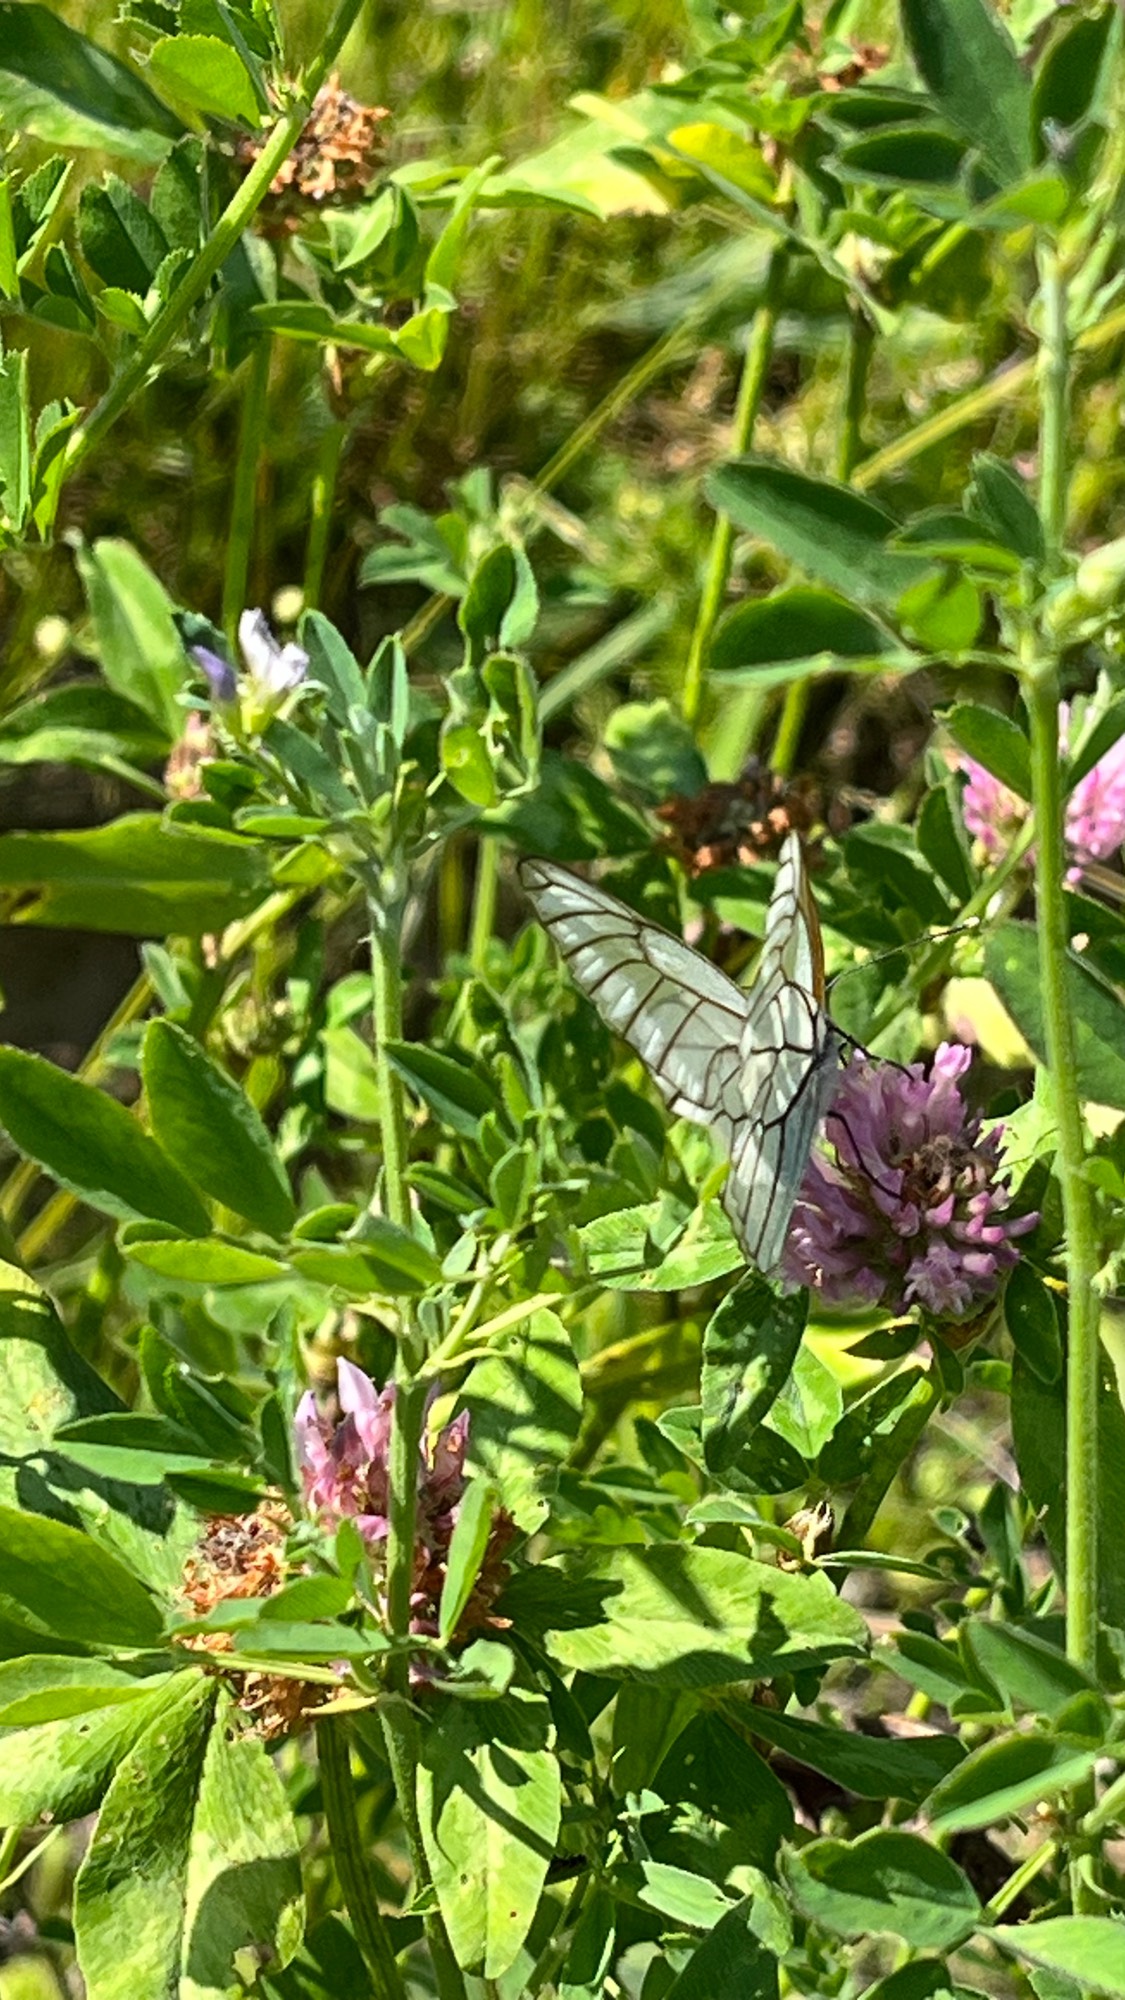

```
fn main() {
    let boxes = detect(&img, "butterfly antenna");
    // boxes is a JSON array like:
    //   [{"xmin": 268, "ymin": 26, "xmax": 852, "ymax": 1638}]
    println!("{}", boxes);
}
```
[
  {"xmin": 834, "ymin": 1022, "xmax": 912, "ymax": 1079},
  {"xmin": 827, "ymin": 917, "xmax": 981, "ymax": 994},
  {"xmin": 825, "ymin": 1104, "xmax": 902, "ymax": 1203}
]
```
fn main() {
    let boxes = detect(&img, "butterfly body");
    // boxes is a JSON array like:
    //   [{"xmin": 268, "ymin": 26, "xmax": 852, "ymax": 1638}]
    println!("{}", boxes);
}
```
[{"xmin": 519, "ymin": 832, "xmax": 840, "ymax": 1276}]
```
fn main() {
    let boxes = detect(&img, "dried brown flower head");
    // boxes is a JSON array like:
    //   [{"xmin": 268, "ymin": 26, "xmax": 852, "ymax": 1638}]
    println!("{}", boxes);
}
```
[
  {"xmin": 178, "ymin": 1503, "xmax": 324, "ymax": 1740},
  {"xmin": 656, "ymin": 761, "xmax": 828, "ymax": 877},
  {"xmin": 163, "ymin": 710, "xmax": 216, "ymax": 801},
  {"xmin": 237, "ymin": 74, "xmax": 389, "ymax": 236}
]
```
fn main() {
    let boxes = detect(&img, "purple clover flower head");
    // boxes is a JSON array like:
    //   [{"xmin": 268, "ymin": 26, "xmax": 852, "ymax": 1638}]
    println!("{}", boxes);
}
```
[
  {"xmin": 783, "ymin": 1043, "xmax": 1037, "ymax": 1320},
  {"xmin": 958, "ymin": 704, "xmax": 1125, "ymax": 884},
  {"xmin": 294, "ymin": 1361, "xmax": 513, "ymax": 1645},
  {"xmin": 189, "ymin": 643, "xmax": 238, "ymax": 705},
  {"xmin": 238, "ymin": 608, "xmax": 309, "ymax": 697}
]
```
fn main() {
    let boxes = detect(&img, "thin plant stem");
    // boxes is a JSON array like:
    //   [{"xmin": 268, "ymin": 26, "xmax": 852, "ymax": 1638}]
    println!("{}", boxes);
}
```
[
  {"xmin": 222, "ymin": 335, "xmax": 273, "ymax": 646},
  {"xmin": 366, "ymin": 880, "xmax": 466, "ymax": 1998},
  {"xmin": 304, "ymin": 418, "xmax": 348, "ymax": 612},
  {"xmin": 1027, "ymin": 664, "xmax": 1101, "ymax": 1867},
  {"xmin": 316, "ymin": 1717, "xmax": 409, "ymax": 2000},
  {"xmin": 468, "ymin": 838, "xmax": 500, "ymax": 976},
  {"xmin": 61, "ymin": 0, "xmax": 366, "ymax": 484},
  {"xmin": 1026, "ymin": 248, "xmax": 1100, "ymax": 1917},
  {"xmin": 682, "ymin": 247, "xmax": 788, "ymax": 728},
  {"xmin": 982, "ymin": 1838, "xmax": 1060, "ymax": 1922},
  {"xmin": 773, "ymin": 307, "xmax": 873, "ymax": 776}
]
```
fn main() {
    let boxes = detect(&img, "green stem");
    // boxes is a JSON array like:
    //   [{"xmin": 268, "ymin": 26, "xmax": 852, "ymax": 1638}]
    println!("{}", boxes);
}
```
[
  {"xmin": 304, "ymin": 418, "xmax": 347, "ymax": 612},
  {"xmin": 1027, "ymin": 664, "xmax": 1101, "ymax": 1678},
  {"xmin": 982, "ymin": 1838, "xmax": 1059, "ymax": 1922},
  {"xmin": 468, "ymin": 839, "xmax": 499, "ymax": 976},
  {"xmin": 1038, "ymin": 248, "xmax": 1070, "ymax": 570},
  {"xmin": 773, "ymin": 307, "xmax": 873, "ymax": 776},
  {"xmin": 316, "ymin": 1718, "xmax": 408, "ymax": 2000},
  {"xmin": 366, "ymin": 883, "xmax": 465, "ymax": 1997},
  {"xmin": 61, "ymin": 0, "xmax": 366, "ymax": 483},
  {"xmin": 222, "ymin": 336, "xmax": 272, "ymax": 646},
  {"xmin": 682, "ymin": 247, "xmax": 788, "ymax": 728}
]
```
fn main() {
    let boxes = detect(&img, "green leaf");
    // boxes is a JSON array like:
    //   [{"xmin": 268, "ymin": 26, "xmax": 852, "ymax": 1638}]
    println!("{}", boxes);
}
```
[
  {"xmin": 508, "ymin": 1544, "xmax": 866, "ymax": 1685},
  {"xmin": 925, "ymin": 1730, "xmax": 1101, "ymax": 1835},
  {"xmin": 900, "ymin": 0, "xmax": 1031, "ymax": 183},
  {"xmin": 178, "ymin": 1690, "xmax": 305, "ymax": 1998},
  {"xmin": 461, "ymin": 1307, "xmax": 583, "ymax": 1531},
  {"xmin": 300, "ymin": 611, "xmax": 366, "ymax": 724},
  {"xmin": 988, "ymin": 1919, "xmax": 1125, "ymax": 1997},
  {"xmin": 782, "ymin": 1829, "xmax": 980, "ymax": 1949},
  {"xmin": 744, "ymin": 1704, "xmax": 962, "ymax": 1803},
  {"xmin": 148, "ymin": 33, "xmax": 261, "ymax": 124},
  {"xmin": 559, "ymin": 1886, "xmax": 615, "ymax": 2000},
  {"xmin": 0, "ymin": 1046, "xmax": 209, "ymax": 1233},
  {"xmin": 0, "ymin": 1502, "xmax": 162, "ymax": 1647},
  {"xmin": 0, "ymin": 1656, "xmax": 170, "ymax": 1726},
  {"xmin": 122, "ymin": 1238, "xmax": 287, "ymax": 1285},
  {"xmin": 0, "ymin": 1676, "xmax": 179, "ymax": 1827},
  {"xmin": 73, "ymin": 1674, "xmax": 216, "ymax": 1999},
  {"xmin": 0, "ymin": 1258, "xmax": 120, "ymax": 1462},
  {"xmin": 702, "ymin": 1275, "xmax": 807, "ymax": 1487},
  {"xmin": 418, "ymin": 1688, "xmax": 561, "ymax": 1980},
  {"xmin": 78, "ymin": 175, "xmax": 168, "ymax": 294},
  {"xmin": 960, "ymin": 1617, "xmax": 1092, "ymax": 1717},
  {"xmin": 143, "ymin": 1019, "xmax": 295, "ymax": 1236},
  {"xmin": 945, "ymin": 702, "xmax": 1030, "ymax": 799},
  {"xmin": 0, "ymin": 684, "xmax": 170, "ymax": 779},
  {"xmin": 707, "ymin": 460, "xmax": 927, "ymax": 608},
  {"xmin": 0, "ymin": 814, "xmax": 270, "ymax": 935},
  {"xmin": 75, "ymin": 538, "xmax": 187, "ymax": 735},
  {"xmin": 439, "ymin": 1477, "xmax": 498, "ymax": 1642},
  {"xmin": 664, "ymin": 1900, "xmax": 778, "ymax": 2000},
  {"xmin": 603, "ymin": 699, "xmax": 707, "ymax": 803},
  {"xmin": 836, "ymin": 125, "xmax": 967, "ymax": 188},
  {"xmin": 844, "ymin": 822, "xmax": 954, "ymax": 925},
  {"xmin": 1030, "ymin": 9, "xmax": 1116, "ymax": 162},
  {"xmin": 655, "ymin": 1713, "xmax": 794, "ymax": 1867},
  {"xmin": 481, "ymin": 749, "xmax": 650, "ymax": 861},
  {"xmin": 385, "ymin": 1040, "xmax": 505, "ymax": 1139},
  {"xmin": 579, "ymin": 1199, "xmax": 744, "ymax": 1293},
  {"xmin": 0, "ymin": 342, "xmax": 31, "ymax": 531},
  {"xmin": 710, "ymin": 585, "xmax": 900, "ymax": 681},
  {"xmin": 985, "ymin": 921, "xmax": 1125, "ymax": 1110},
  {"xmin": 1003, "ymin": 1263, "xmax": 1061, "ymax": 1384},
  {"xmin": 968, "ymin": 455, "xmax": 1044, "ymax": 562},
  {"xmin": 288, "ymin": 1221, "xmax": 441, "ymax": 1296},
  {"xmin": 0, "ymin": 4, "xmax": 181, "ymax": 161}
]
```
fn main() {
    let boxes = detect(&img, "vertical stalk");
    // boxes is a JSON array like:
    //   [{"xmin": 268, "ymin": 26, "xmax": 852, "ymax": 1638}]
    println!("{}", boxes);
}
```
[
  {"xmin": 316, "ymin": 1718, "xmax": 408, "ymax": 2000},
  {"xmin": 681, "ymin": 247, "xmax": 788, "ymax": 729},
  {"xmin": 468, "ymin": 839, "xmax": 499, "ymax": 976},
  {"xmin": 303, "ymin": 417, "xmax": 347, "ymax": 612},
  {"xmin": 222, "ymin": 336, "xmax": 272, "ymax": 646},
  {"xmin": 773, "ymin": 308, "xmax": 874, "ymax": 777},
  {"xmin": 1029, "ymin": 246, "xmax": 1100, "ymax": 1913},
  {"xmin": 367, "ymin": 884, "xmax": 467, "ymax": 1998}
]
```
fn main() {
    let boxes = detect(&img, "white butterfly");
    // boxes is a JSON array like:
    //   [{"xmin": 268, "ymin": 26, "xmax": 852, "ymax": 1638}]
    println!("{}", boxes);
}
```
[{"xmin": 519, "ymin": 831, "xmax": 842, "ymax": 1276}]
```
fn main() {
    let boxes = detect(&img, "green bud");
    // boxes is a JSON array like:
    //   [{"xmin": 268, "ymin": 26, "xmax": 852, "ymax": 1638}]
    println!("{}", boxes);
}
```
[{"xmin": 1076, "ymin": 535, "xmax": 1125, "ymax": 609}]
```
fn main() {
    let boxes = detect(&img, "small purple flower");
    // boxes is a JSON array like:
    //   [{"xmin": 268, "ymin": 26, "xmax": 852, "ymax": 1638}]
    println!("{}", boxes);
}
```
[
  {"xmin": 783, "ymin": 1043, "xmax": 1036, "ymax": 1320},
  {"xmin": 959, "ymin": 704, "xmax": 1125, "ymax": 884},
  {"xmin": 238, "ymin": 608, "xmax": 308, "ymax": 697},
  {"xmin": 189, "ymin": 643, "xmax": 238, "ymax": 705},
  {"xmin": 294, "ymin": 1361, "xmax": 511, "ymax": 1641}
]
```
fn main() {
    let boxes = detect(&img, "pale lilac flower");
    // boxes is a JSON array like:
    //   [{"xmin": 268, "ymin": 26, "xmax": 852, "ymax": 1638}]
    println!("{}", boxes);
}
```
[
  {"xmin": 959, "ymin": 704, "xmax": 1125, "ymax": 883},
  {"xmin": 783, "ymin": 1044, "xmax": 1036, "ymax": 1319},
  {"xmin": 189, "ymin": 642, "xmax": 238, "ymax": 705},
  {"xmin": 238, "ymin": 608, "xmax": 309, "ymax": 697},
  {"xmin": 294, "ymin": 1360, "xmax": 510, "ymax": 1640}
]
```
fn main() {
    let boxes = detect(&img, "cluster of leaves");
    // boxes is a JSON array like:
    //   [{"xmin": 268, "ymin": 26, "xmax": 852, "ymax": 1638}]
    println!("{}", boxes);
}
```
[{"xmin": 1, "ymin": 0, "xmax": 1125, "ymax": 1998}]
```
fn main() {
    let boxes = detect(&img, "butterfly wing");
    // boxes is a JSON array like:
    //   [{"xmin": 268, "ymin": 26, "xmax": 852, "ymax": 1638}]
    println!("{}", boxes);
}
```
[
  {"xmin": 723, "ymin": 834, "xmax": 840, "ymax": 1272},
  {"xmin": 520, "ymin": 835, "xmax": 839, "ymax": 1276},
  {"xmin": 517, "ymin": 858, "xmax": 752, "ymax": 1127}
]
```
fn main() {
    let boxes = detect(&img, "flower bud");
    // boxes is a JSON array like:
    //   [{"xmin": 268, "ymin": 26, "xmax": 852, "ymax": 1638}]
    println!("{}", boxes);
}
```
[{"xmin": 1076, "ymin": 536, "xmax": 1125, "ymax": 610}]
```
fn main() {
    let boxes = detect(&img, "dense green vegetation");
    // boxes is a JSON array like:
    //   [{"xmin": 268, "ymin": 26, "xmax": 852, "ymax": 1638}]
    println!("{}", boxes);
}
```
[{"xmin": 1, "ymin": 1, "xmax": 1125, "ymax": 1996}]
